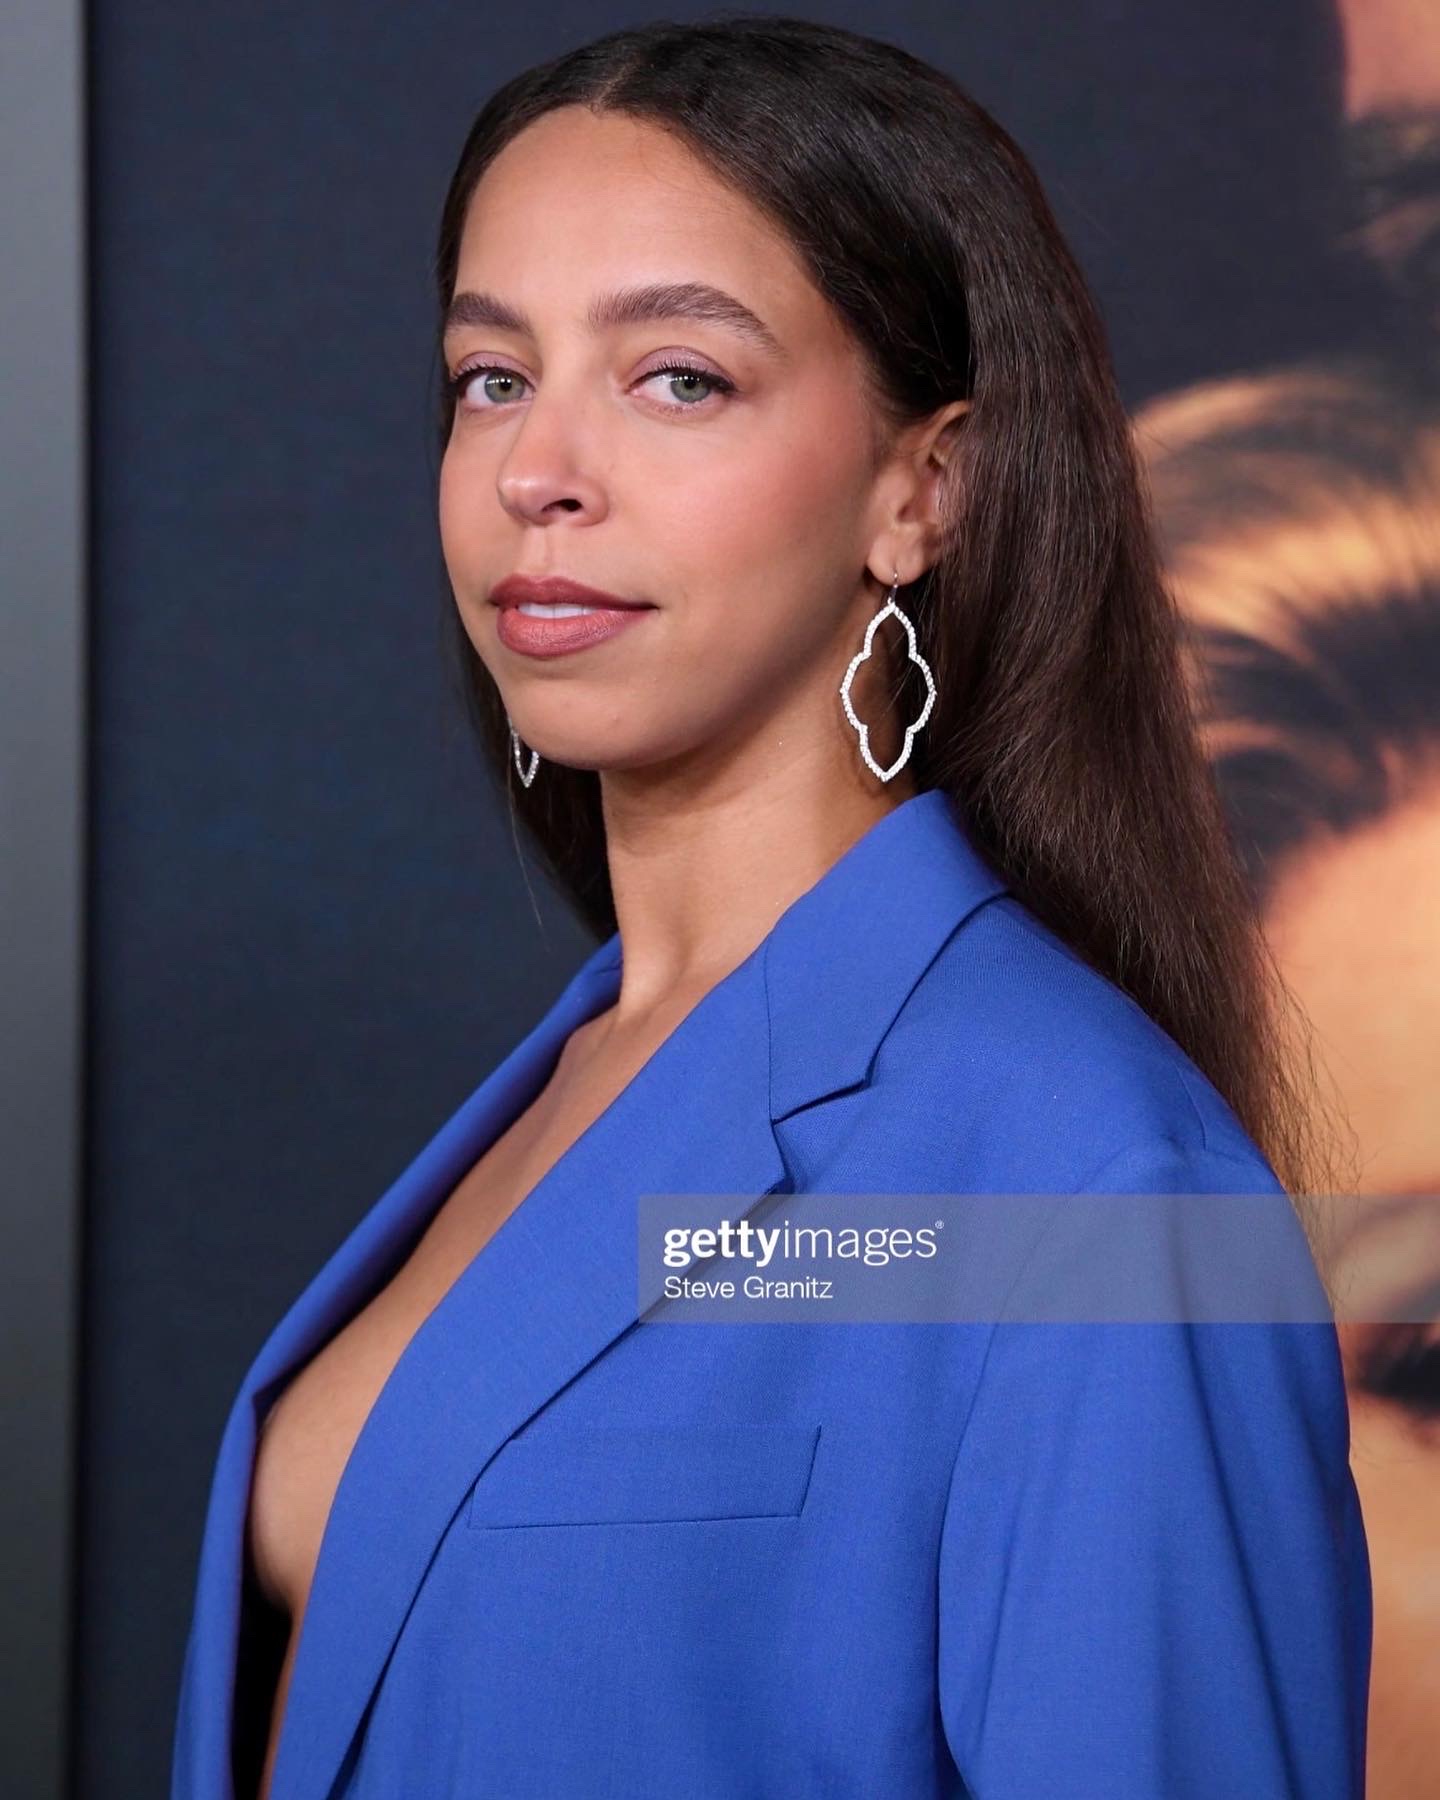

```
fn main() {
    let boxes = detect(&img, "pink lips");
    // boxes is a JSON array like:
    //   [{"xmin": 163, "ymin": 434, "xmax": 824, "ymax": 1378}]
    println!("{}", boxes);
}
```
[{"xmin": 489, "ymin": 574, "xmax": 656, "ymax": 660}]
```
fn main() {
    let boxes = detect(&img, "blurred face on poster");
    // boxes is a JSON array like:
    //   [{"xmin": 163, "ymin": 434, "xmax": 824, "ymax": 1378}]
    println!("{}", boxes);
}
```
[
  {"xmin": 1135, "ymin": 360, "xmax": 1440, "ymax": 1799},
  {"xmin": 1263, "ymin": 783, "xmax": 1440, "ymax": 1798}
]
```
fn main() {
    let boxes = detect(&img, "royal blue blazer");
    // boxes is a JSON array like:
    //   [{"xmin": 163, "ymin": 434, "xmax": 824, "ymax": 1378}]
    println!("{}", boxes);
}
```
[{"xmin": 172, "ymin": 788, "xmax": 1371, "ymax": 1799}]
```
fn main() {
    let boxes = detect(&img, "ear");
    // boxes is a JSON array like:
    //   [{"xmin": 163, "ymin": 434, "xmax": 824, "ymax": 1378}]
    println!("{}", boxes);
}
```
[{"xmin": 872, "ymin": 399, "xmax": 971, "ymax": 582}]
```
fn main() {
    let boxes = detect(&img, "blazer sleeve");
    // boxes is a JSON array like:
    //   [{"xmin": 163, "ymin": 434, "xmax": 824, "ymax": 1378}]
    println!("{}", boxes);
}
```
[{"xmin": 935, "ymin": 1138, "xmax": 1372, "ymax": 1799}]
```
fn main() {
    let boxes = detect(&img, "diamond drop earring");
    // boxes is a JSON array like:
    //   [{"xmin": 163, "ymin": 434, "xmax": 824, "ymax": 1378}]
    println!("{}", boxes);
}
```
[
  {"xmin": 839, "ymin": 569, "xmax": 936, "ymax": 783},
  {"xmin": 507, "ymin": 716, "xmax": 539, "ymax": 788}
]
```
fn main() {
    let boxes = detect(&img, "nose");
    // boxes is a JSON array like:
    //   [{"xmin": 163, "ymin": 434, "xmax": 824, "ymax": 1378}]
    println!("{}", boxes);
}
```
[{"xmin": 494, "ymin": 391, "xmax": 608, "ymax": 527}]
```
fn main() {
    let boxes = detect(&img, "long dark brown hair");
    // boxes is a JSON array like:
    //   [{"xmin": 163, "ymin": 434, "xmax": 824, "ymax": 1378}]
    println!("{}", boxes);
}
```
[{"xmin": 429, "ymin": 13, "xmax": 1345, "ymax": 1199}]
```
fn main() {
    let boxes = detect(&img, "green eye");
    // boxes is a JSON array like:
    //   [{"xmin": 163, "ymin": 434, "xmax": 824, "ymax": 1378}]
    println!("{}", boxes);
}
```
[{"xmin": 445, "ymin": 360, "xmax": 736, "ymax": 414}]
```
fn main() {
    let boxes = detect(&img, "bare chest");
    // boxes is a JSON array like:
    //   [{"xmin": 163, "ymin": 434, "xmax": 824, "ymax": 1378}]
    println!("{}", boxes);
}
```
[{"xmin": 243, "ymin": 1055, "xmax": 616, "ymax": 1628}]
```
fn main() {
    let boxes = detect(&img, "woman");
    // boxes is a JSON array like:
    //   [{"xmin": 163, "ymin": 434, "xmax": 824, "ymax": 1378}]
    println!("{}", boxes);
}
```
[{"xmin": 172, "ymin": 17, "xmax": 1369, "ymax": 1799}]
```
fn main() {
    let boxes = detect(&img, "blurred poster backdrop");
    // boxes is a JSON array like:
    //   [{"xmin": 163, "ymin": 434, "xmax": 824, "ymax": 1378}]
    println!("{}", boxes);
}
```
[{"xmin": 1130, "ymin": 6, "xmax": 1440, "ymax": 1794}]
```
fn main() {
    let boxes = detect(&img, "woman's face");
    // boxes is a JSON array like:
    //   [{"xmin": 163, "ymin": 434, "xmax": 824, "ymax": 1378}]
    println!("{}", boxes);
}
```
[
  {"xmin": 438, "ymin": 105, "xmax": 949, "ymax": 788},
  {"xmin": 1261, "ymin": 783, "xmax": 1440, "ymax": 1800}
]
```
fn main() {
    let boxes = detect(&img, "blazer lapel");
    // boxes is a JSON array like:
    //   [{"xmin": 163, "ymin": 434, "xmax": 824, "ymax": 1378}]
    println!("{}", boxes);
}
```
[
  {"xmin": 270, "ymin": 936, "xmax": 792, "ymax": 1800},
  {"xmin": 174, "ymin": 935, "xmax": 627, "ymax": 1800},
  {"xmin": 202, "ymin": 788, "xmax": 1009, "ymax": 1800}
]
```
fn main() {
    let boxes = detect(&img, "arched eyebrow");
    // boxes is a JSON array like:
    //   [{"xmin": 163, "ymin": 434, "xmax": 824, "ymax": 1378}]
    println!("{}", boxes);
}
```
[{"xmin": 442, "ymin": 281, "xmax": 789, "ymax": 363}]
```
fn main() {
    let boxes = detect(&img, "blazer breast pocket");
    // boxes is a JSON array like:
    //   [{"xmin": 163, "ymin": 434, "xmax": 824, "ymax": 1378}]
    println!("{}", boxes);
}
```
[{"xmin": 465, "ymin": 1422, "xmax": 822, "ymax": 1528}]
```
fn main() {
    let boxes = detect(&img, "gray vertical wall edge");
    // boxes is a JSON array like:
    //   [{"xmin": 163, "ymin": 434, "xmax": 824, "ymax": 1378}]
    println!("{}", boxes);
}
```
[{"xmin": 0, "ymin": 0, "xmax": 86, "ymax": 1795}]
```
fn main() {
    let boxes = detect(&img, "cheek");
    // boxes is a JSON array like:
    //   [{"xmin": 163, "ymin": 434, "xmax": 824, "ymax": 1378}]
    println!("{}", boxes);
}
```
[
  {"xmin": 1349, "ymin": 1408, "xmax": 1440, "ymax": 1789},
  {"xmin": 648, "ymin": 431, "xmax": 868, "ymax": 680},
  {"xmin": 1346, "ymin": 1396, "xmax": 1440, "ymax": 1624},
  {"xmin": 437, "ymin": 450, "xmax": 475, "ymax": 552},
  {"xmin": 750, "ymin": 405, "xmax": 869, "ymax": 525},
  {"xmin": 437, "ymin": 453, "xmax": 505, "ymax": 606},
  {"xmin": 655, "ymin": 415, "xmax": 869, "ymax": 596}
]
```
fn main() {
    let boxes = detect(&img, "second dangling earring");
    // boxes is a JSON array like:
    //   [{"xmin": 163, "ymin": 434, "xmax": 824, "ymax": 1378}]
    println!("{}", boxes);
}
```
[
  {"xmin": 838, "ymin": 568, "xmax": 936, "ymax": 783},
  {"xmin": 507, "ymin": 715, "xmax": 539, "ymax": 788}
]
